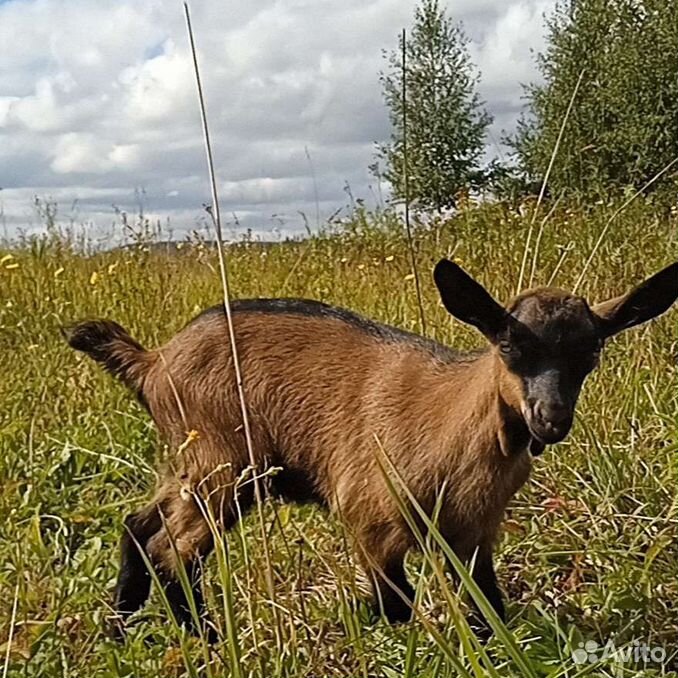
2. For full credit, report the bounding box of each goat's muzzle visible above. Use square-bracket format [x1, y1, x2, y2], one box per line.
[523, 399, 573, 445]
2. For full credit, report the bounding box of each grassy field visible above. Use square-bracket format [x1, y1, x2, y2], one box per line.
[1, 201, 677, 677]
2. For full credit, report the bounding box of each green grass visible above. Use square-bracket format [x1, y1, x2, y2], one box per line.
[1, 200, 677, 677]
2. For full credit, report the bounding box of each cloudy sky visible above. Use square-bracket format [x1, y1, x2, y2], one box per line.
[0, 0, 555, 242]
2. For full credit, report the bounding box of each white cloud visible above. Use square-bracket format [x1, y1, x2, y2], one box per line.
[0, 0, 555, 239]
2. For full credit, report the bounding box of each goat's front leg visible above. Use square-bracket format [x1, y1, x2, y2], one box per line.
[370, 557, 415, 624]
[469, 545, 505, 624]
[444, 539, 505, 636]
[354, 526, 415, 624]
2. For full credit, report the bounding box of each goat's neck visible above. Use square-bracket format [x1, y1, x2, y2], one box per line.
[438, 351, 531, 458]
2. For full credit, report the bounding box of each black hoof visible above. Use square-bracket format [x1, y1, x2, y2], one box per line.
[179, 614, 219, 644]
[204, 624, 219, 644]
[106, 615, 128, 643]
[470, 621, 493, 643]
[373, 598, 414, 625]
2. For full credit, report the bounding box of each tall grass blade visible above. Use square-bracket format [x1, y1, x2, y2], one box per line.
[517, 69, 584, 294]
[182, 1, 282, 652]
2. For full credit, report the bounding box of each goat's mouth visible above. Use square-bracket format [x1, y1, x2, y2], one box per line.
[525, 419, 572, 446]
[522, 407, 573, 447]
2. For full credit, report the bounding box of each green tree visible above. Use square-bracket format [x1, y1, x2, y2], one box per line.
[377, 0, 492, 211]
[513, 0, 678, 202]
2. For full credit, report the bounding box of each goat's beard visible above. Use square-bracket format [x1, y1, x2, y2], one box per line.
[528, 437, 546, 456]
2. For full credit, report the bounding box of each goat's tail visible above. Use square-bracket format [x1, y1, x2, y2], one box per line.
[63, 319, 155, 397]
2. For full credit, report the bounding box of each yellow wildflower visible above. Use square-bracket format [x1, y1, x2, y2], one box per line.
[178, 429, 200, 455]
[89, 271, 99, 285]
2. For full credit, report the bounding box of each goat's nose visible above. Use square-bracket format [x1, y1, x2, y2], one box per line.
[536, 401, 570, 426]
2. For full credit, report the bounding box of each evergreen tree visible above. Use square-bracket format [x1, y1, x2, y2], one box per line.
[513, 0, 678, 201]
[377, 0, 492, 211]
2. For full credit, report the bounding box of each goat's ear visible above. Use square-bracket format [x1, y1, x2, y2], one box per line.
[434, 259, 507, 340]
[591, 262, 678, 337]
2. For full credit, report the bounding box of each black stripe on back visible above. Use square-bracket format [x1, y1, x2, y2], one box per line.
[193, 298, 478, 363]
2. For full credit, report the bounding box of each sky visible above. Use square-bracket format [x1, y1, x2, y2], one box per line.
[0, 0, 556, 243]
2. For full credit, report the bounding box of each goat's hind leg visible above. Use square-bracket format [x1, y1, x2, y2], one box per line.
[146, 479, 253, 641]
[111, 504, 162, 640]
[160, 556, 213, 639]
[145, 493, 216, 639]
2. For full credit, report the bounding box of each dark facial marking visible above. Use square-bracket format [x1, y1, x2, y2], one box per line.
[501, 291, 603, 445]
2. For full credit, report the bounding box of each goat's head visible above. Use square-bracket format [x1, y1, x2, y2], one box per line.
[434, 260, 678, 448]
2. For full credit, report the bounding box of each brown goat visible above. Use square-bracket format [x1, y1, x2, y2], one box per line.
[65, 259, 678, 639]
